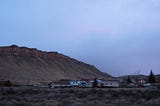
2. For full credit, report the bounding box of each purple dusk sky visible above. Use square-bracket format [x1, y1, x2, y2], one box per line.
[0, 0, 160, 76]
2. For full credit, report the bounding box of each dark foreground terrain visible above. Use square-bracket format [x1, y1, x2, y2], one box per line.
[0, 86, 160, 106]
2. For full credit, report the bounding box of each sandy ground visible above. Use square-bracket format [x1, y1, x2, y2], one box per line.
[0, 86, 160, 106]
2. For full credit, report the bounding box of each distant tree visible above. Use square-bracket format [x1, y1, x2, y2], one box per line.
[10, 45, 18, 48]
[48, 82, 52, 88]
[148, 70, 156, 83]
[127, 76, 132, 84]
[92, 78, 98, 87]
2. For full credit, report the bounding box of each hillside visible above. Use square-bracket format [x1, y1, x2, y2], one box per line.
[0, 45, 111, 85]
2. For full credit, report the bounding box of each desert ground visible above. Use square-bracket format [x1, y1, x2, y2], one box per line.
[0, 86, 160, 106]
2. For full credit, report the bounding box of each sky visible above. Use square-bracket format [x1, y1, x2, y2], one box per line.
[0, 0, 160, 76]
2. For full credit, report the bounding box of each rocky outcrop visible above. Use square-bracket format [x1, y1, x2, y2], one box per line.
[0, 45, 71, 61]
[0, 45, 89, 64]
[0, 45, 111, 85]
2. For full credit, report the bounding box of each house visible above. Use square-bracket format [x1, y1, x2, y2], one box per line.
[88, 79, 120, 88]
[69, 80, 81, 87]
[70, 79, 92, 87]
[78, 80, 92, 87]
[137, 79, 146, 87]
[89, 79, 103, 87]
[101, 80, 120, 88]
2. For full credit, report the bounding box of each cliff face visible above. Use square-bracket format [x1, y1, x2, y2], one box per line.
[0, 45, 69, 61]
[0, 45, 111, 85]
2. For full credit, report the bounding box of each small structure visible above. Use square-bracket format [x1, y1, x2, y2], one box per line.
[90, 79, 103, 87]
[137, 79, 147, 87]
[0, 80, 12, 86]
[89, 79, 120, 88]
[39, 81, 52, 88]
[50, 79, 71, 88]
[101, 80, 120, 88]
[67, 79, 92, 87]
[69, 80, 81, 87]
[78, 80, 92, 87]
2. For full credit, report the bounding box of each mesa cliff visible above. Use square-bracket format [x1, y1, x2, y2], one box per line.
[0, 45, 111, 85]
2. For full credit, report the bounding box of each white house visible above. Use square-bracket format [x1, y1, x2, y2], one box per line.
[70, 80, 92, 87]
[69, 80, 81, 87]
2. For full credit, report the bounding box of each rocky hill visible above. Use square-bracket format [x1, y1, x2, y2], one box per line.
[0, 45, 111, 85]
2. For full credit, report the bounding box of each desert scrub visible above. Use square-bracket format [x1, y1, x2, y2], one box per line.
[75, 90, 88, 99]
[0, 87, 17, 95]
